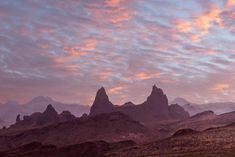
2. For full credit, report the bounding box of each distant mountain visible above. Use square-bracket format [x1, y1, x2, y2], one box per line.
[0, 97, 89, 127]
[171, 110, 235, 131]
[170, 97, 191, 106]
[171, 97, 235, 115]
[90, 85, 189, 122]
[0, 112, 148, 151]
[202, 102, 235, 114]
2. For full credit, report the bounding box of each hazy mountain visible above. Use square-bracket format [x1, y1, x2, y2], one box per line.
[202, 102, 235, 114]
[0, 97, 89, 127]
[171, 110, 235, 131]
[0, 86, 235, 157]
[9, 104, 76, 130]
[171, 97, 235, 115]
[170, 97, 192, 106]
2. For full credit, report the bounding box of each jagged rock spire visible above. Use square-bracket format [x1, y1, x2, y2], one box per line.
[144, 85, 169, 115]
[94, 87, 109, 104]
[89, 87, 114, 116]
[43, 104, 58, 116]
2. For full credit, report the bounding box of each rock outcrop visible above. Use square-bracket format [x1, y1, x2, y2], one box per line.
[89, 85, 189, 122]
[10, 104, 76, 129]
[90, 87, 114, 116]
[169, 104, 190, 120]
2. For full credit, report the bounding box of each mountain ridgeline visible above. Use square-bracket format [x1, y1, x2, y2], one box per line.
[1, 85, 235, 157]
[90, 85, 189, 122]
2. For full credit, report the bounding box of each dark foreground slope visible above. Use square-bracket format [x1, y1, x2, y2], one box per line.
[0, 112, 148, 151]
[1, 123, 235, 157]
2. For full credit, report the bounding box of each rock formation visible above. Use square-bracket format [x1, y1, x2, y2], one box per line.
[169, 104, 190, 120]
[89, 85, 189, 122]
[10, 104, 76, 129]
[90, 87, 114, 116]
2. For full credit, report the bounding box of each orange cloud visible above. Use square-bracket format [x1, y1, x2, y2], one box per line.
[109, 86, 125, 94]
[195, 5, 222, 34]
[50, 39, 97, 73]
[98, 70, 113, 81]
[82, 39, 97, 51]
[125, 72, 161, 81]
[105, 0, 125, 7]
[176, 1, 235, 42]
[87, 0, 133, 27]
[64, 47, 87, 58]
[211, 83, 230, 92]
[110, 10, 132, 24]
[37, 43, 50, 49]
[226, 0, 235, 8]
[64, 38, 97, 58]
[52, 57, 80, 72]
[176, 21, 192, 33]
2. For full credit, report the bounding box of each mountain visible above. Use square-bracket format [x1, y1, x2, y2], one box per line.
[202, 102, 235, 114]
[90, 87, 114, 116]
[170, 97, 203, 115]
[9, 104, 76, 130]
[169, 104, 190, 119]
[171, 110, 235, 131]
[171, 97, 191, 106]
[0, 97, 89, 127]
[0, 112, 148, 151]
[23, 96, 89, 116]
[171, 97, 235, 115]
[90, 85, 189, 122]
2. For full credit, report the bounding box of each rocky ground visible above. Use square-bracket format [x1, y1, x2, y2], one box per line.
[0, 123, 234, 157]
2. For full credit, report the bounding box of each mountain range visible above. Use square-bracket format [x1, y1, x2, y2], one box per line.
[171, 97, 235, 115]
[0, 96, 89, 128]
[90, 85, 190, 123]
[0, 85, 235, 156]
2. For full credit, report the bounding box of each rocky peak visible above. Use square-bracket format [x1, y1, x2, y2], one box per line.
[89, 87, 114, 116]
[169, 104, 190, 119]
[59, 111, 76, 122]
[43, 104, 58, 116]
[145, 85, 168, 108]
[94, 87, 109, 103]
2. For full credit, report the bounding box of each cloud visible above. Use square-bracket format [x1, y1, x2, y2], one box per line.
[176, 0, 235, 42]
[211, 83, 230, 93]
[0, 0, 235, 105]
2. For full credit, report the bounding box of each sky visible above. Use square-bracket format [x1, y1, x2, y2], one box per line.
[0, 0, 235, 106]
